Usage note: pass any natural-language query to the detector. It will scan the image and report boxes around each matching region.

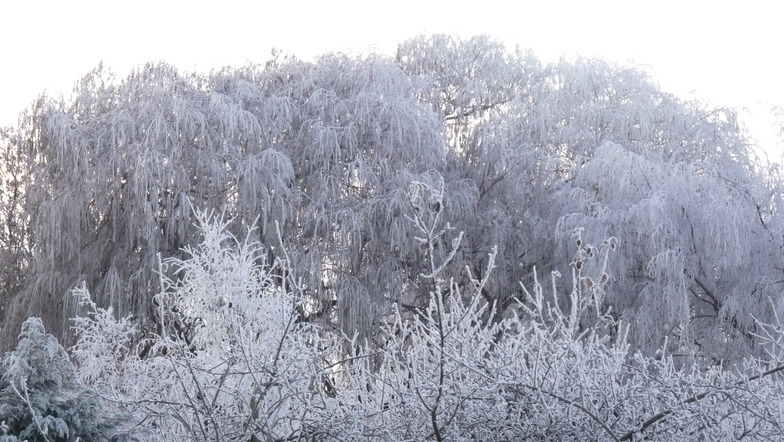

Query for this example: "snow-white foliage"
[557,139,777,361]
[66,204,784,441]
[2,34,783,369]
[72,209,344,441]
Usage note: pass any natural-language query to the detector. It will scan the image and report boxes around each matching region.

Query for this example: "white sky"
[2,0,782,156]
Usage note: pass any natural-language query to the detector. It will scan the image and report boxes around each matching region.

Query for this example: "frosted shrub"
[72,209,343,441]
[367,246,784,440]
[69,200,784,441]
[353,180,784,441]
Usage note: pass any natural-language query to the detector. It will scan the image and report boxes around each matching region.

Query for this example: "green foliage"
[0,318,131,441]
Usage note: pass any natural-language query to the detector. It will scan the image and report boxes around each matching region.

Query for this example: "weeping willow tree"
[0,123,31,323]
[0,35,781,362]
[0,52,445,349]
[395,36,784,361]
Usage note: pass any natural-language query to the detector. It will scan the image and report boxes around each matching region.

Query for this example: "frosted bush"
[72,209,344,441]
[68,202,784,441]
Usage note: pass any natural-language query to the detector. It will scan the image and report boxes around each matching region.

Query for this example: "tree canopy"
[0,34,781,367]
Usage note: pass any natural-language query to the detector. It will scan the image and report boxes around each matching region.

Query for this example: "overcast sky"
[2,1,781,153]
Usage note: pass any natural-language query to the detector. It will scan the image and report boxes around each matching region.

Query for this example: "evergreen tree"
[0,318,130,441]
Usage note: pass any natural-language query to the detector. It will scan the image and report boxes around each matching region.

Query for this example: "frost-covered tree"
[0,317,130,441]
[1,34,782,365]
[557,138,781,362]
[0,123,31,323]
[396,36,784,360]
[0,53,444,349]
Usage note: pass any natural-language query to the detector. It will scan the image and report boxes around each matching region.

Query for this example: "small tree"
[0,317,130,441]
